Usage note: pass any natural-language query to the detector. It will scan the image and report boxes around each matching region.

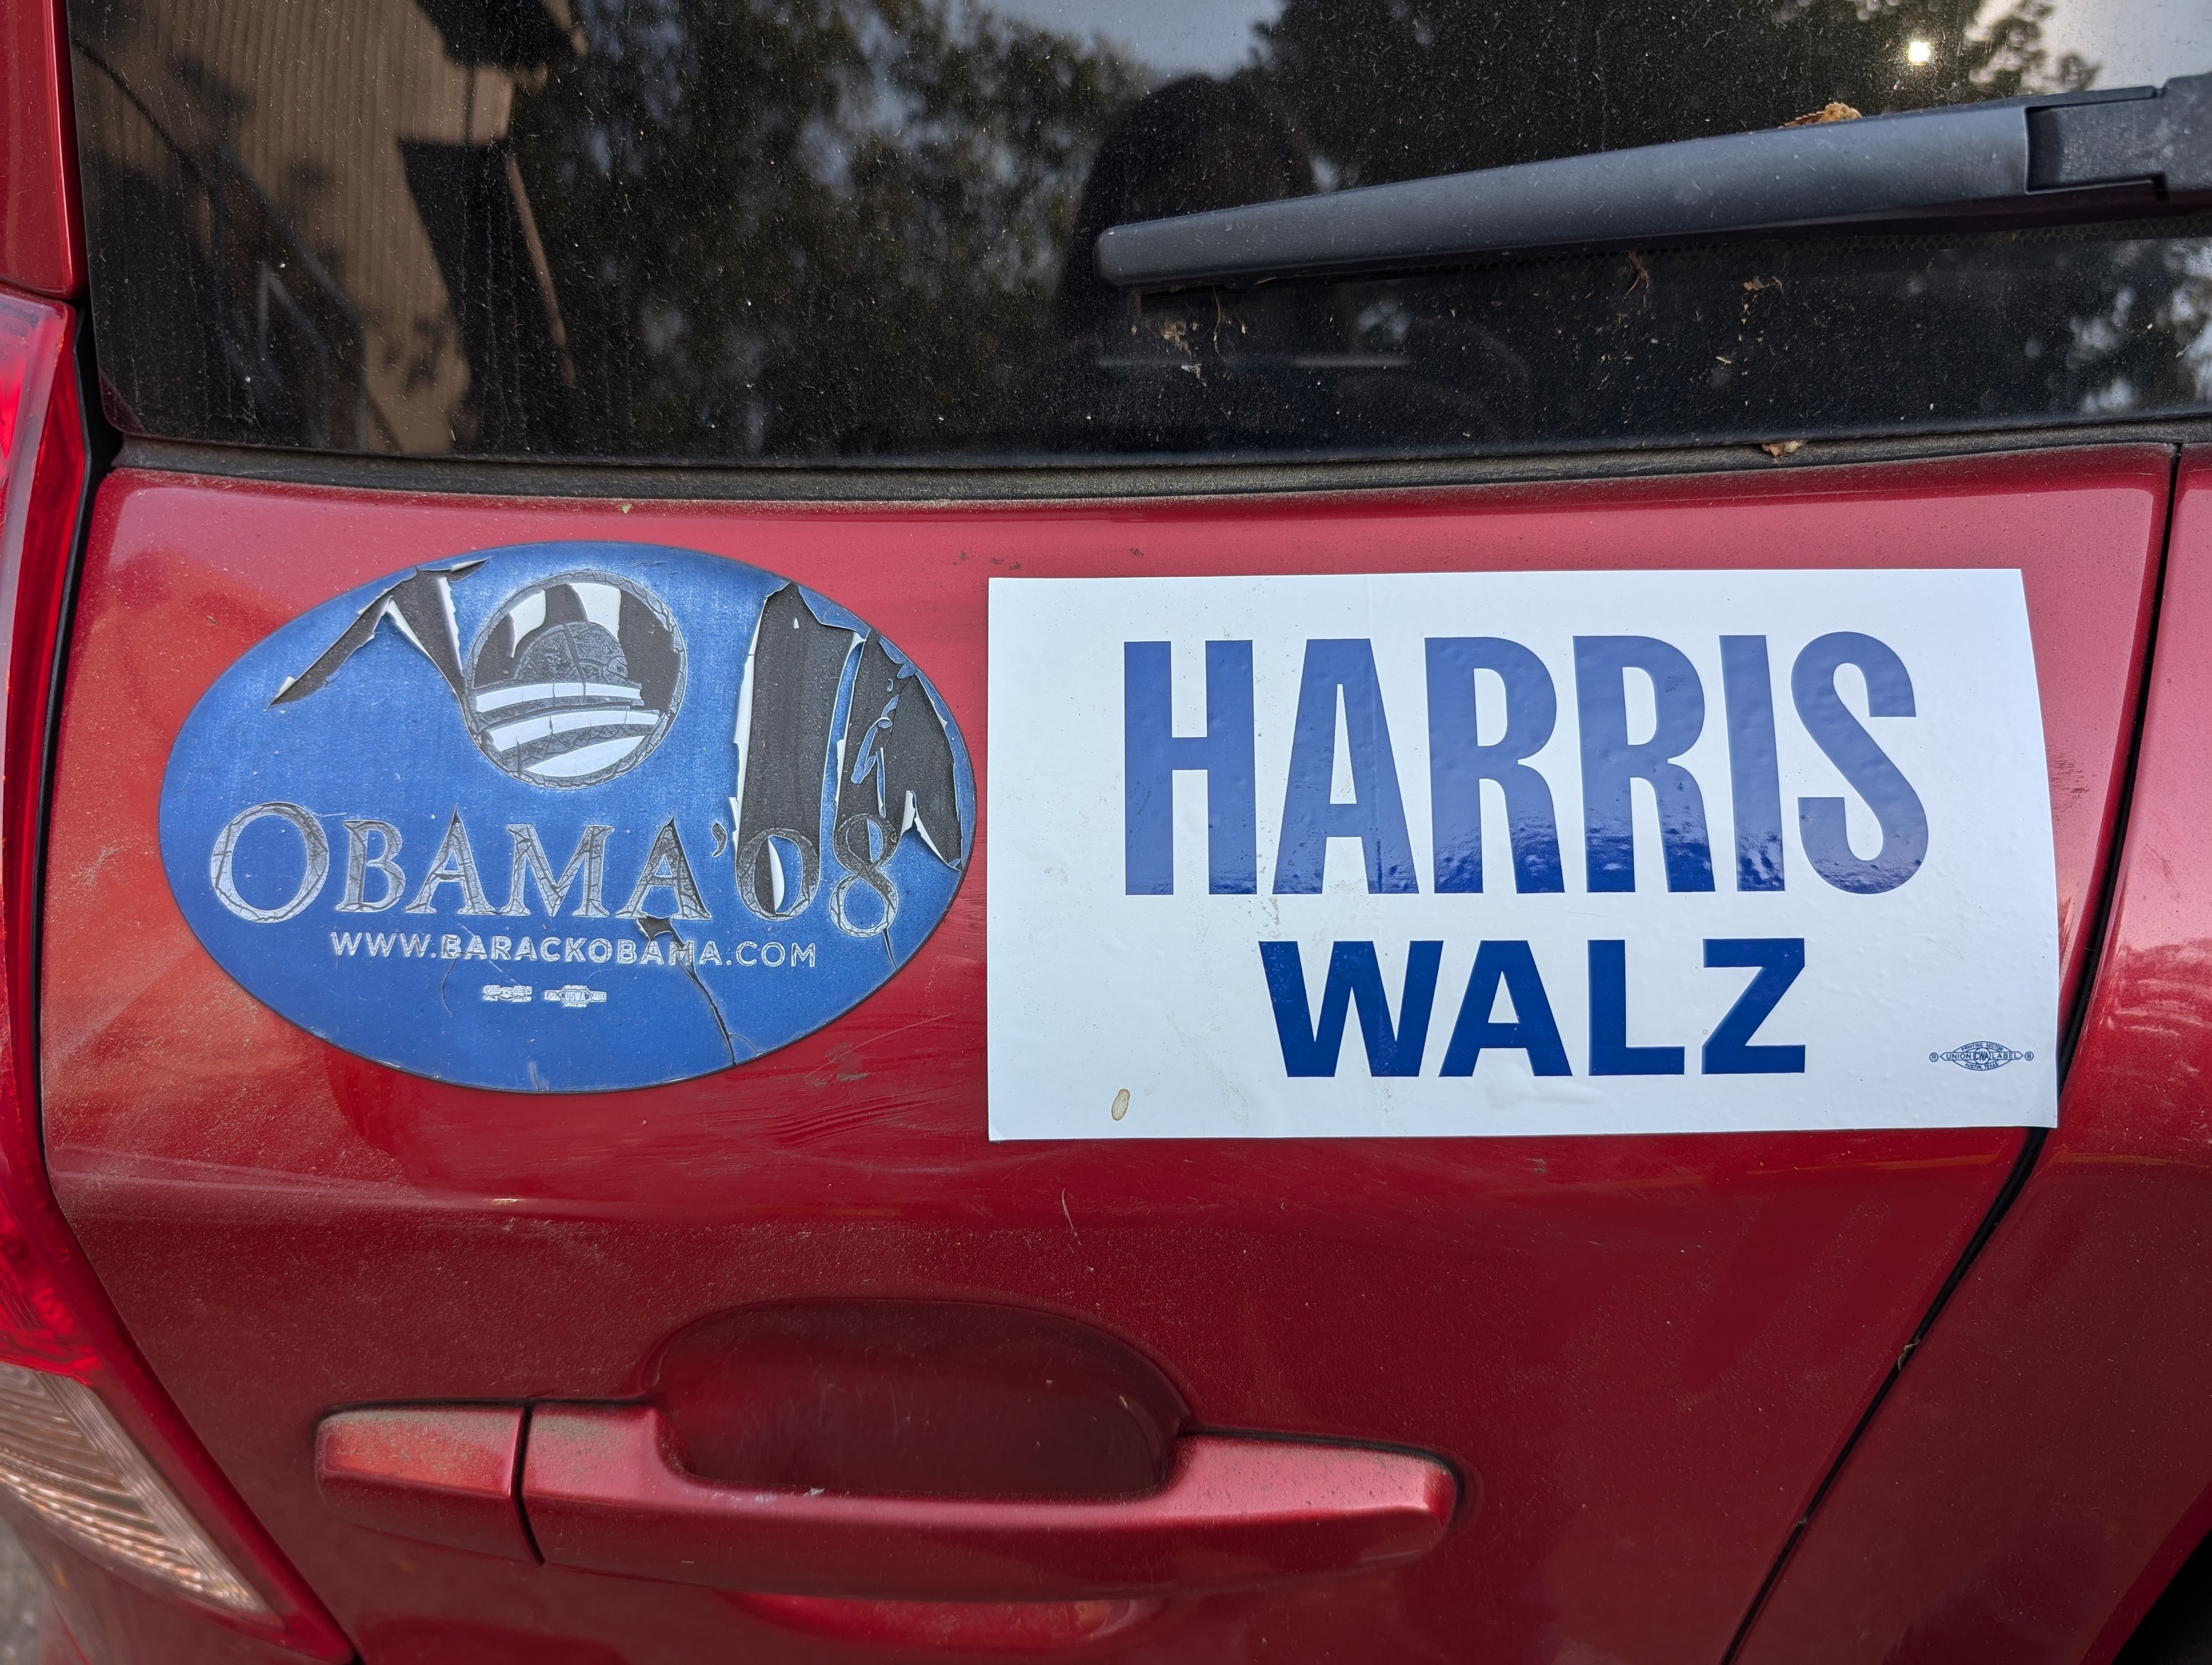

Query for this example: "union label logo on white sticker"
[986,570,2058,1139]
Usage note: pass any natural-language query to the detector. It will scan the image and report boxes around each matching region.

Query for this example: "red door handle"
[520,1404,1458,1600]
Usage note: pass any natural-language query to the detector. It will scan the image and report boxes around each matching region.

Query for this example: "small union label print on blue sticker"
[162,542,974,1093]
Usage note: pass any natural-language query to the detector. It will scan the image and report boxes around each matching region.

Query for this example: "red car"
[5,1,2212,1660]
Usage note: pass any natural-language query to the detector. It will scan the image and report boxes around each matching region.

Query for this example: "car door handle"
[519,1404,1458,1600]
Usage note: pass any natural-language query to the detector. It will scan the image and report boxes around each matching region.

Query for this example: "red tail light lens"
[0,286,97,1383]
[0,285,351,1656]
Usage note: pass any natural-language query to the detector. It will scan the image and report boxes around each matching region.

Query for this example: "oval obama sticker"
[162,542,974,1092]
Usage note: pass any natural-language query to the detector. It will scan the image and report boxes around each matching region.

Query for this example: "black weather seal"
[1097,73,2212,289]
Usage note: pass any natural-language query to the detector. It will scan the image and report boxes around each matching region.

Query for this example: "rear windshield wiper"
[1096,72,2212,290]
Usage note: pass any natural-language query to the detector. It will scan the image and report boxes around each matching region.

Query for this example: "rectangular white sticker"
[987,570,2058,1139]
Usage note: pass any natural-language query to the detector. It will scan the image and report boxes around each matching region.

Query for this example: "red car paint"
[33,448,2162,1660]
[1734,446,2212,1665]
[0,0,81,299]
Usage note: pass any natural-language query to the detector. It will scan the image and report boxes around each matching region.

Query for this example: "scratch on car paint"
[798,1012,952,1090]
[634,915,750,1065]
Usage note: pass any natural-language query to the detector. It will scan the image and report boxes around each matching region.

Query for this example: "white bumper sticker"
[987,570,2057,1139]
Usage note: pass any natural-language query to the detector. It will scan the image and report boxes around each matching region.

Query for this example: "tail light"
[0,286,349,1656]
[0,1365,261,1612]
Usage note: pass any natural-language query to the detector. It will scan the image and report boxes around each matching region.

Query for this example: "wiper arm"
[1096,73,2212,289]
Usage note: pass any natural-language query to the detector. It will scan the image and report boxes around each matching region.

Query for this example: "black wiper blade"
[1096,73,2212,289]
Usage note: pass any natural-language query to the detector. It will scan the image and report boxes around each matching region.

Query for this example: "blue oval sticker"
[159,542,974,1092]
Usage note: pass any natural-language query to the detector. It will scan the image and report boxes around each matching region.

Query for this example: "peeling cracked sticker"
[161,542,972,1093]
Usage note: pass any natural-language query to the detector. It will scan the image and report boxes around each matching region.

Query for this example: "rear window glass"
[65,0,2212,463]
